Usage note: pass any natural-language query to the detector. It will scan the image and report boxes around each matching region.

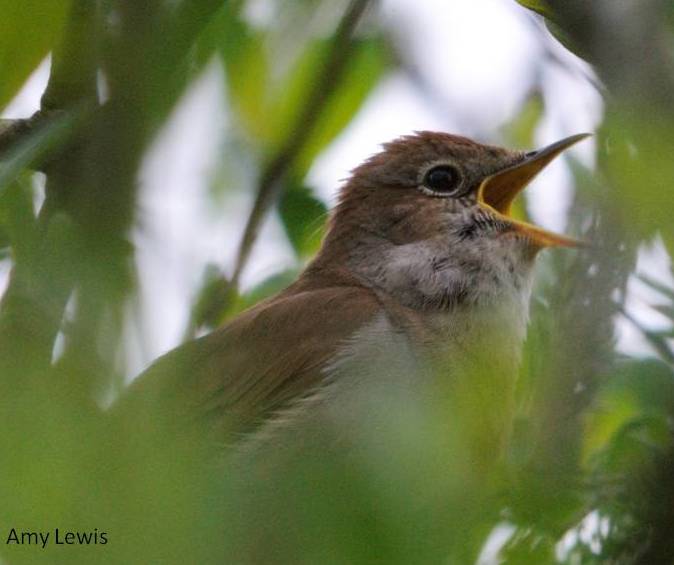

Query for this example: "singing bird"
[119,131,589,453]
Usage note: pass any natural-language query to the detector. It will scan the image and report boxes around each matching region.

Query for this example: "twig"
[619,306,674,366]
[188,0,372,334]
[0,116,42,156]
[0,0,99,370]
[229,0,373,288]
[0,0,99,168]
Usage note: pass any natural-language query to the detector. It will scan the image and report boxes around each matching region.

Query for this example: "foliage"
[0,0,72,109]
[0,1,673,564]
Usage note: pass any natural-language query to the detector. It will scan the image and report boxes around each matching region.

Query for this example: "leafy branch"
[0,0,98,373]
[191,0,374,333]
[230,0,372,287]
[0,115,44,156]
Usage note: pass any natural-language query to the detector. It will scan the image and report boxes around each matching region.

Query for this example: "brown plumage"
[117,131,589,450]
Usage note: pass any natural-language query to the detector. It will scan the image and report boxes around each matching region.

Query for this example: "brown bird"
[118,131,589,456]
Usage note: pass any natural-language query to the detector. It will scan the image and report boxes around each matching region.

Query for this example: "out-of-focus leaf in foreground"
[215,9,389,171]
[514,0,582,58]
[0,0,72,109]
[501,91,544,150]
[291,36,389,176]
[604,110,674,252]
[515,0,551,18]
[0,112,75,192]
[280,181,328,258]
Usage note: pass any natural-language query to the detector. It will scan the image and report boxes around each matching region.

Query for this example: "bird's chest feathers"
[424,295,530,375]
[356,238,534,371]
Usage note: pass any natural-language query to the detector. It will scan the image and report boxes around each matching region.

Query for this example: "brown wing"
[114,284,382,442]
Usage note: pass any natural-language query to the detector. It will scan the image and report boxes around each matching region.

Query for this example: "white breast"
[350,236,535,382]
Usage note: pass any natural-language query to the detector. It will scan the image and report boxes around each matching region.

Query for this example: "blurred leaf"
[0,0,72,110]
[0,111,75,193]
[502,527,556,565]
[279,181,327,258]
[265,38,333,148]
[215,9,388,168]
[584,358,674,470]
[187,267,296,329]
[0,233,9,255]
[232,268,299,315]
[604,109,674,248]
[515,0,552,19]
[582,390,641,469]
[592,415,670,478]
[0,174,37,264]
[514,0,582,58]
[502,92,544,149]
[216,16,271,141]
[293,37,389,175]
[0,200,14,253]
[191,264,238,329]
[502,92,544,224]
[607,359,674,415]
[507,467,585,536]
[267,35,389,158]
[190,265,300,330]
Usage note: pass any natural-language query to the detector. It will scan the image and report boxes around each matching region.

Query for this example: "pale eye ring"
[422,164,463,196]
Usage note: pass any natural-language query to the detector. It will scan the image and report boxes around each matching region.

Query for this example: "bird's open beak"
[477,133,591,248]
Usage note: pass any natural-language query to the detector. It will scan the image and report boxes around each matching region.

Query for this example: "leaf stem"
[229,0,373,289]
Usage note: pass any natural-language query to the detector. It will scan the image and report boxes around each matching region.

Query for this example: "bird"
[116,131,589,459]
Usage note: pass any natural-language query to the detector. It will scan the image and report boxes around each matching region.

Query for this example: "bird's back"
[114,268,387,445]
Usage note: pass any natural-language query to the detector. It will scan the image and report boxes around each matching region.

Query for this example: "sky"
[1,0,672,375]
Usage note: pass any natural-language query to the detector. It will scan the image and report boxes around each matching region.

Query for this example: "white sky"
[1,0,672,373]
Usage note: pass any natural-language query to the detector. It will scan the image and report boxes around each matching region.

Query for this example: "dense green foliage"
[1,1,674,563]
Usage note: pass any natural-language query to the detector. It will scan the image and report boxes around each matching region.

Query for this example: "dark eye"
[423,165,462,195]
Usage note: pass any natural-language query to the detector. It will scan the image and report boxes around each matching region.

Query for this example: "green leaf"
[0,0,72,110]
[582,389,641,469]
[264,37,332,149]
[0,111,75,195]
[502,92,544,223]
[514,1,581,58]
[583,358,674,469]
[501,528,557,565]
[279,181,328,258]
[502,91,544,149]
[191,264,238,329]
[0,173,37,263]
[515,0,552,19]
[216,14,388,167]
[604,109,674,245]
[216,16,271,142]
[608,359,674,415]
[293,37,390,176]
[232,268,299,315]
[193,266,300,328]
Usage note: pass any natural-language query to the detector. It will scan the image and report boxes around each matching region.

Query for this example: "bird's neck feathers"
[297,178,536,376]
[306,184,535,314]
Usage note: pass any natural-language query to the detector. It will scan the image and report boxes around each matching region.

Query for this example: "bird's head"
[317,131,590,310]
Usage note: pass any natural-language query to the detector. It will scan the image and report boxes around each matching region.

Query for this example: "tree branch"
[0,0,99,373]
[229,0,373,288]
[0,116,40,156]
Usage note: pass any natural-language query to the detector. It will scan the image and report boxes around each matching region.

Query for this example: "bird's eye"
[423,165,462,195]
